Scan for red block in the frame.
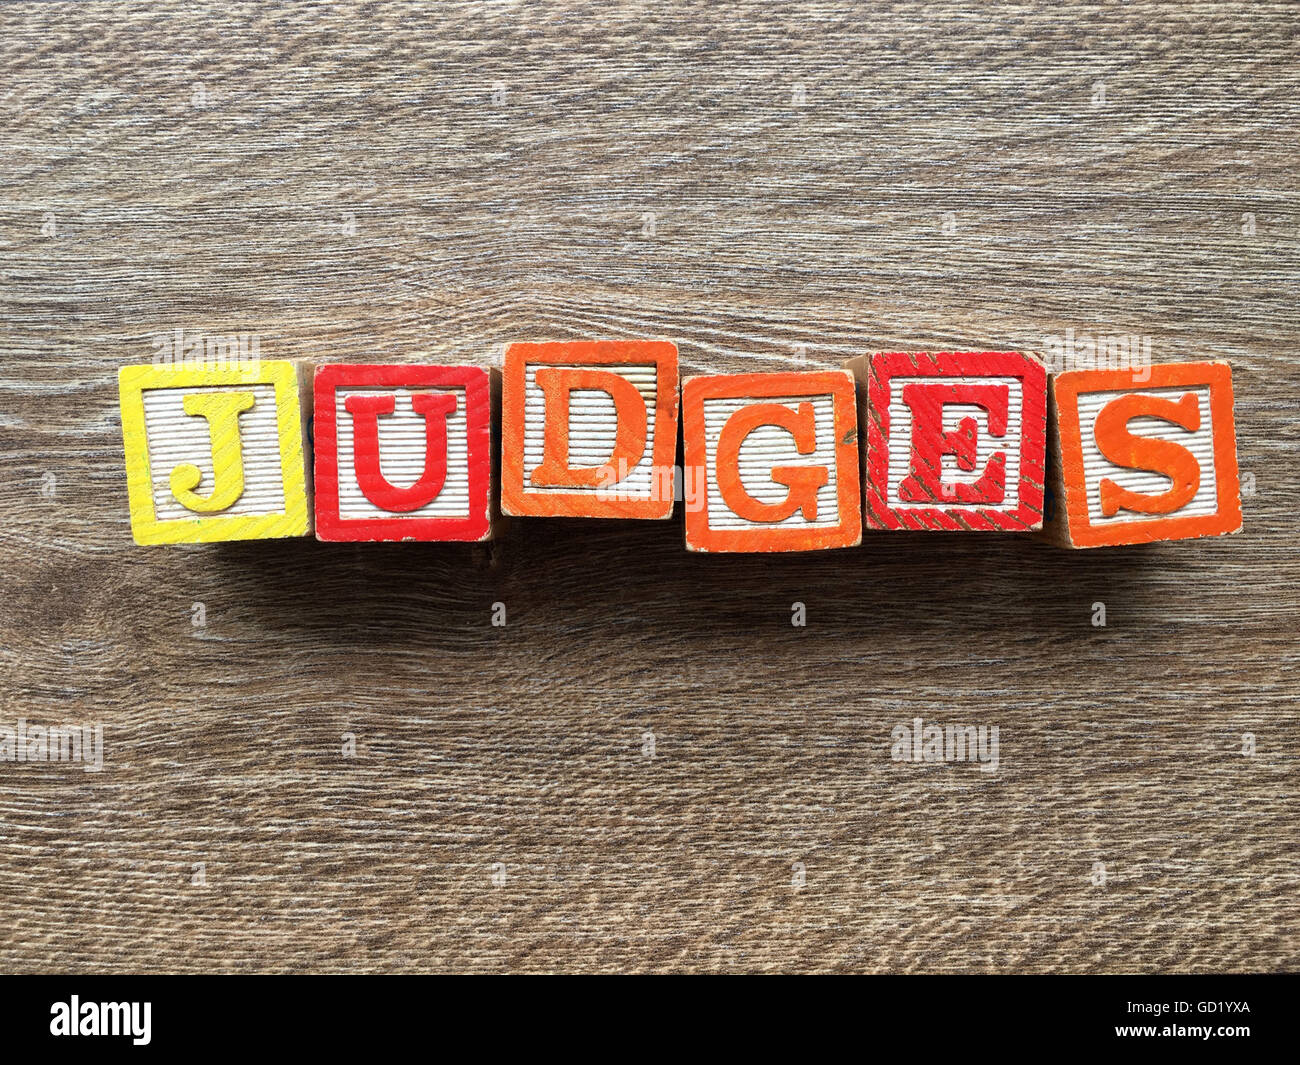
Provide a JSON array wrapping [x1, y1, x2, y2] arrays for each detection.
[[313, 364, 494, 542], [848, 351, 1048, 531]]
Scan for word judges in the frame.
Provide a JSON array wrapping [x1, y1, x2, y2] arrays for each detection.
[[117, 341, 1242, 552]]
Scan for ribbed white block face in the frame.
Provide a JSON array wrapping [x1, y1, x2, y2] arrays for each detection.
[[143, 384, 285, 521], [522, 364, 659, 497], [884, 375, 1025, 511], [1074, 385, 1218, 525], [701, 394, 839, 529], [333, 386, 470, 519]]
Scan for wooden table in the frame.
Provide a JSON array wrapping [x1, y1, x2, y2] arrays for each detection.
[[1, 1, 1295, 973]]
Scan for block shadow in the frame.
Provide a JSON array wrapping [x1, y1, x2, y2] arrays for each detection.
[[208, 516, 1177, 646]]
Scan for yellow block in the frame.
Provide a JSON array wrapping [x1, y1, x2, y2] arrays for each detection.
[[119, 361, 311, 544]]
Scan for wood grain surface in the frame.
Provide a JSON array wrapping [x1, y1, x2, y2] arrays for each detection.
[[1, 0, 1296, 974]]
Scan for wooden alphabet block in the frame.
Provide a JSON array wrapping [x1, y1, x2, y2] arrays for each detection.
[[1043, 361, 1241, 547], [313, 364, 496, 542], [681, 370, 861, 552], [500, 340, 678, 519], [846, 350, 1048, 531], [118, 360, 311, 544]]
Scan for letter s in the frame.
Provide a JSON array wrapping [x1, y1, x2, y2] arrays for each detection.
[[1094, 391, 1201, 517]]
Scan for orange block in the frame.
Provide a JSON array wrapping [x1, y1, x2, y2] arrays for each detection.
[[682, 370, 861, 552], [1046, 361, 1242, 547], [500, 340, 679, 519]]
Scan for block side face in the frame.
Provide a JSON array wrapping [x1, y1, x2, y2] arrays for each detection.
[[1050, 372, 1092, 546], [1038, 383, 1075, 546], [683, 371, 861, 552], [841, 356, 873, 532], [681, 376, 711, 549], [841, 354, 872, 383], [482, 365, 503, 541], [313, 364, 491, 542], [500, 341, 678, 519], [865, 351, 1047, 531], [1050, 362, 1242, 546]]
